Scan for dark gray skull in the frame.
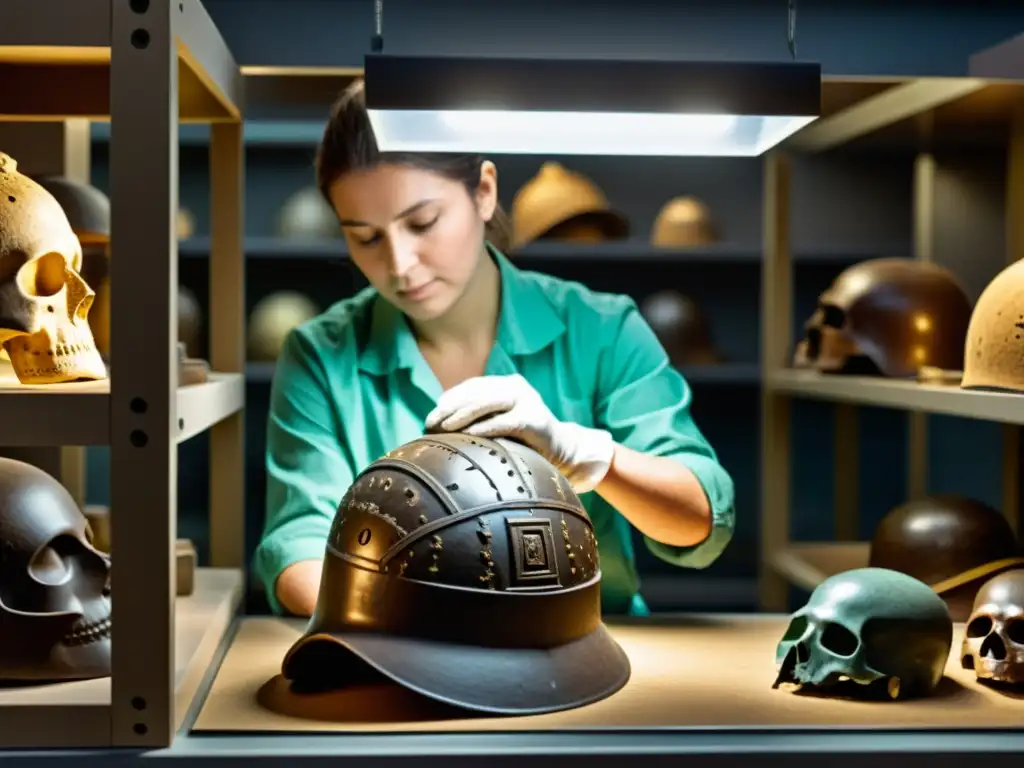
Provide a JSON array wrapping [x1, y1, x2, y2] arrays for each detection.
[[0, 458, 110, 680]]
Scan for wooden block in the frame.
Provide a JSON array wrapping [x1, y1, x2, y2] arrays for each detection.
[[82, 506, 194, 596], [83, 504, 110, 553], [176, 539, 197, 597]]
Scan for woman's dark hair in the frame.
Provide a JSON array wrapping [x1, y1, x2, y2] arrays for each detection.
[[315, 79, 513, 253]]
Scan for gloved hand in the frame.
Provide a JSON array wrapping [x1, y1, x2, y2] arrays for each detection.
[[424, 374, 614, 493]]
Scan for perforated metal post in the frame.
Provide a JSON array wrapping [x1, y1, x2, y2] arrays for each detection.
[[109, 0, 178, 746]]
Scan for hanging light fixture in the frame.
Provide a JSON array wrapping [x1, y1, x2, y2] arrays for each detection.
[[362, 2, 820, 157]]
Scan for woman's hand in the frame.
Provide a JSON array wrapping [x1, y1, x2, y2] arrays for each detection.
[[424, 374, 614, 493]]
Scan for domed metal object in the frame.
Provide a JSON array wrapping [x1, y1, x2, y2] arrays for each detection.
[[34, 175, 110, 246], [277, 187, 340, 240], [640, 290, 722, 366], [282, 433, 631, 715], [510, 162, 628, 250], [246, 291, 320, 362]]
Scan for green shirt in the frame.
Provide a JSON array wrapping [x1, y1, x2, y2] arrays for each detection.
[[253, 245, 736, 616]]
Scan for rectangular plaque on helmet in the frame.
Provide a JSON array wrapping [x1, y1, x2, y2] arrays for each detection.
[[506, 517, 560, 589]]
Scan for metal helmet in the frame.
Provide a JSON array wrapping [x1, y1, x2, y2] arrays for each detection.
[[869, 494, 1024, 621], [34, 175, 110, 246], [962, 258, 1024, 392], [794, 258, 972, 378], [277, 186, 340, 240], [510, 162, 628, 250], [246, 291, 320, 362], [639, 290, 722, 366], [281, 433, 631, 715], [650, 196, 718, 247]]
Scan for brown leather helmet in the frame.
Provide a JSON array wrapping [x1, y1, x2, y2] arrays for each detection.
[[510, 162, 628, 250], [281, 433, 631, 715], [794, 258, 973, 378], [869, 494, 1024, 621], [650, 196, 718, 247], [962, 258, 1024, 392], [639, 290, 722, 366]]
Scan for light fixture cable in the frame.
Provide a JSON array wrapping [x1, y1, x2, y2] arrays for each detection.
[[371, 0, 384, 53], [787, 0, 797, 60]]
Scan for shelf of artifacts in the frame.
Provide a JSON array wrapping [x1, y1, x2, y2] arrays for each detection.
[[759, 60, 1024, 610], [0, 0, 241, 123], [0, 363, 244, 447], [0, 0, 247, 750], [186, 611, 1024, 737], [0, 569, 242, 749], [178, 235, 889, 265]]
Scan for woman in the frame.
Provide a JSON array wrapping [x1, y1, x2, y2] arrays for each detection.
[[253, 80, 736, 618]]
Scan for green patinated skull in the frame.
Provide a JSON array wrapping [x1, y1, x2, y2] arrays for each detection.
[[773, 567, 953, 700]]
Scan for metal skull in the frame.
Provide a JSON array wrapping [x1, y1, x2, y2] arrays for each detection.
[[0, 458, 111, 680], [793, 258, 972, 378], [774, 568, 953, 700], [960, 569, 1024, 685], [0, 152, 106, 385]]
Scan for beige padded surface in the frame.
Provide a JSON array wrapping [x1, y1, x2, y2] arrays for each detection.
[[192, 615, 1024, 733]]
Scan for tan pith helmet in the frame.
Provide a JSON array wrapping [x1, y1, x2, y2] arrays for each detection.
[[651, 196, 718, 247], [962, 258, 1024, 392], [510, 162, 628, 250]]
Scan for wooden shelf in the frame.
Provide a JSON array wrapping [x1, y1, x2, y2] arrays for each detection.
[[179, 236, 885, 265], [0, 0, 242, 123], [0, 368, 244, 446], [787, 75, 1024, 153], [768, 368, 1024, 426], [0, 567, 242, 749], [769, 542, 871, 593]]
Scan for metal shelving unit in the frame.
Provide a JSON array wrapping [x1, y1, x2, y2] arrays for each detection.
[[0, 0, 244, 749], [759, 64, 1024, 611]]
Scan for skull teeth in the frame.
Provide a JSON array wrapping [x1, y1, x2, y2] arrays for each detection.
[[62, 616, 111, 646]]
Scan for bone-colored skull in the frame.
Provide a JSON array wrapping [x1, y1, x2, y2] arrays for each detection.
[[0, 152, 106, 385], [960, 569, 1024, 685]]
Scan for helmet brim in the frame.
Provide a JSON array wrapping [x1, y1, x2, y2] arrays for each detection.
[[281, 622, 630, 716]]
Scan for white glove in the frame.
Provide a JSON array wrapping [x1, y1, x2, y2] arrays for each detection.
[[423, 374, 614, 494]]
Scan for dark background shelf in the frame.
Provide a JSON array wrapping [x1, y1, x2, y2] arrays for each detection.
[[77, 0, 1022, 614]]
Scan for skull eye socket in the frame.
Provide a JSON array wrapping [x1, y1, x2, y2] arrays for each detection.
[[967, 616, 993, 638], [821, 304, 846, 328], [820, 621, 859, 656], [17, 252, 66, 298], [781, 615, 808, 641], [1008, 619, 1024, 644], [28, 534, 82, 585]]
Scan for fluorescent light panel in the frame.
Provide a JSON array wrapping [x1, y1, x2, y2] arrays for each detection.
[[364, 54, 821, 157]]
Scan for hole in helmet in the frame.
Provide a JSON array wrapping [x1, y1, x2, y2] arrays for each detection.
[[820, 622, 859, 657], [967, 616, 993, 638]]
